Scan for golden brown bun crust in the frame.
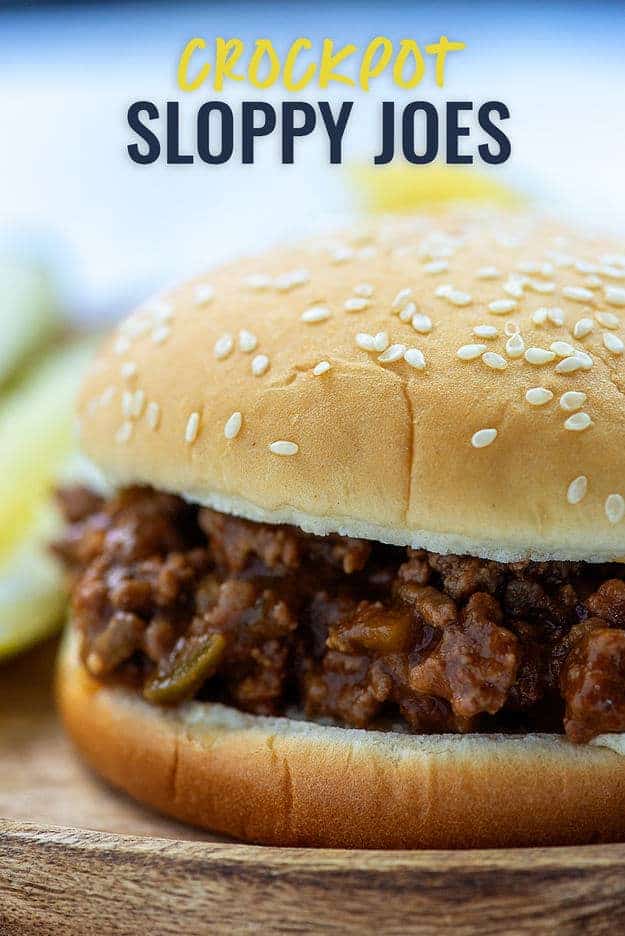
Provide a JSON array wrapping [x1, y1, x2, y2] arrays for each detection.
[[57, 631, 625, 848], [78, 208, 625, 562]]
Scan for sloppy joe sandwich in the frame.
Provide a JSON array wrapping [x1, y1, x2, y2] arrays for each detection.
[[55, 208, 625, 848]]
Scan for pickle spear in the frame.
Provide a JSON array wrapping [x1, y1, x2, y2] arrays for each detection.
[[0, 504, 67, 660], [0, 340, 94, 562], [0, 339, 95, 661], [0, 257, 60, 385]]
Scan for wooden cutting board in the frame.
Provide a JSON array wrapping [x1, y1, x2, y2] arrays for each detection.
[[2, 639, 625, 935]]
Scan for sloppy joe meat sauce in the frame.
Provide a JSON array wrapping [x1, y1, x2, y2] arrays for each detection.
[[54, 485, 625, 743]]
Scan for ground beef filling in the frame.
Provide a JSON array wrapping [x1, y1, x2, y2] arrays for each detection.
[[54, 485, 625, 744]]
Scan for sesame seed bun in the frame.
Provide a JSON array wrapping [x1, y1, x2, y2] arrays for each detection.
[[78, 206, 625, 563], [57, 628, 625, 848]]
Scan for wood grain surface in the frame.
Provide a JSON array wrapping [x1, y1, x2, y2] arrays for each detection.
[[3, 640, 625, 935]]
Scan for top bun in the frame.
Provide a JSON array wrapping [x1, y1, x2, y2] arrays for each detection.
[[78, 207, 625, 563]]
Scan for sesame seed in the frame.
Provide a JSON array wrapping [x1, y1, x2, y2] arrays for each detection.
[[574, 350, 593, 369], [575, 260, 598, 274], [526, 387, 553, 406], [527, 279, 555, 294], [584, 275, 602, 290], [329, 246, 353, 264], [475, 266, 500, 280], [411, 313, 432, 334], [120, 361, 137, 381], [129, 389, 145, 419], [344, 297, 369, 312], [518, 261, 554, 277], [505, 333, 525, 358], [399, 302, 417, 322], [560, 391, 587, 411], [531, 307, 548, 325], [224, 411, 242, 440], [269, 440, 299, 456], [185, 412, 200, 444], [392, 288, 413, 310], [114, 336, 131, 355], [606, 494, 625, 524], [122, 317, 150, 339], [313, 361, 331, 376], [525, 347, 556, 365], [301, 306, 331, 323], [504, 321, 520, 337], [595, 311, 620, 329], [378, 343, 406, 364], [423, 260, 448, 275], [146, 402, 160, 430], [601, 265, 625, 280], [605, 286, 625, 306], [457, 343, 487, 361], [122, 391, 133, 418], [548, 250, 575, 268], [238, 329, 257, 353], [194, 283, 215, 305], [564, 412, 593, 431], [373, 331, 389, 352], [273, 274, 293, 292], [550, 340, 576, 358], [418, 237, 456, 261], [393, 246, 414, 260], [573, 318, 594, 339], [358, 246, 377, 261], [144, 299, 173, 321], [275, 268, 310, 291], [214, 334, 234, 359], [290, 268, 311, 286], [547, 307, 565, 326], [100, 386, 115, 407], [603, 332, 624, 354], [555, 356, 583, 374], [489, 299, 517, 315], [472, 324, 498, 339], [356, 333, 376, 352], [244, 273, 272, 291], [404, 348, 426, 369], [436, 285, 472, 306], [151, 325, 171, 345], [482, 351, 507, 370], [562, 285, 594, 303], [115, 421, 133, 444], [251, 354, 270, 376], [445, 286, 471, 308], [354, 283, 374, 298], [567, 476, 588, 505], [471, 428, 497, 449], [503, 277, 525, 298]]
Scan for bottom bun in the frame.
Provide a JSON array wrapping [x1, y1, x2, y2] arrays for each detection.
[[57, 628, 625, 849]]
